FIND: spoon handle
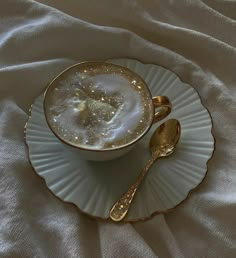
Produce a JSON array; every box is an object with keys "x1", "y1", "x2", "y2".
[{"x1": 109, "y1": 157, "x2": 155, "y2": 222}]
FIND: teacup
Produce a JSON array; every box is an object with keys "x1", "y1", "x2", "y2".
[{"x1": 44, "y1": 61, "x2": 171, "y2": 161}]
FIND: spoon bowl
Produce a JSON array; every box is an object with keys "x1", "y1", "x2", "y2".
[{"x1": 150, "y1": 119, "x2": 181, "y2": 158}]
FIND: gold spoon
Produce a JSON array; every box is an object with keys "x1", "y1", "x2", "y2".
[{"x1": 109, "y1": 119, "x2": 181, "y2": 222}]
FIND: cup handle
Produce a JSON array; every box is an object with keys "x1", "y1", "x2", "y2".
[{"x1": 152, "y1": 96, "x2": 172, "y2": 124}]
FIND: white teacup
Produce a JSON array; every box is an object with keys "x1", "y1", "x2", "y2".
[{"x1": 44, "y1": 61, "x2": 171, "y2": 161}]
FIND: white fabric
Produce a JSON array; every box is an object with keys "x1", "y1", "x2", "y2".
[{"x1": 0, "y1": 0, "x2": 236, "y2": 257}]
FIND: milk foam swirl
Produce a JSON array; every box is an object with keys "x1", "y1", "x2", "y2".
[{"x1": 45, "y1": 64, "x2": 153, "y2": 149}]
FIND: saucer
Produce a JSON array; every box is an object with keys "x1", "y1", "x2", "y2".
[{"x1": 25, "y1": 58, "x2": 215, "y2": 222}]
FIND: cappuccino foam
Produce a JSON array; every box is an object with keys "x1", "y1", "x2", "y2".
[{"x1": 45, "y1": 63, "x2": 153, "y2": 150}]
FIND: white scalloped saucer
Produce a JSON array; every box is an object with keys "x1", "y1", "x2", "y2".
[{"x1": 25, "y1": 58, "x2": 215, "y2": 222}]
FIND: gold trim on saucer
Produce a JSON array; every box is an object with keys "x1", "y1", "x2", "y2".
[{"x1": 24, "y1": 58, "x2": 216, "y2": 223}]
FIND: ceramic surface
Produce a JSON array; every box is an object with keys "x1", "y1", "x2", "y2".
[{"x1": 25, "y1": 58, "x2": 215, "y2": 221}]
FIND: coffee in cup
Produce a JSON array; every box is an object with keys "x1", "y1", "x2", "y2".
[{"x1": 44, "y1": 62, "x2": 171, "y2": 161}]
